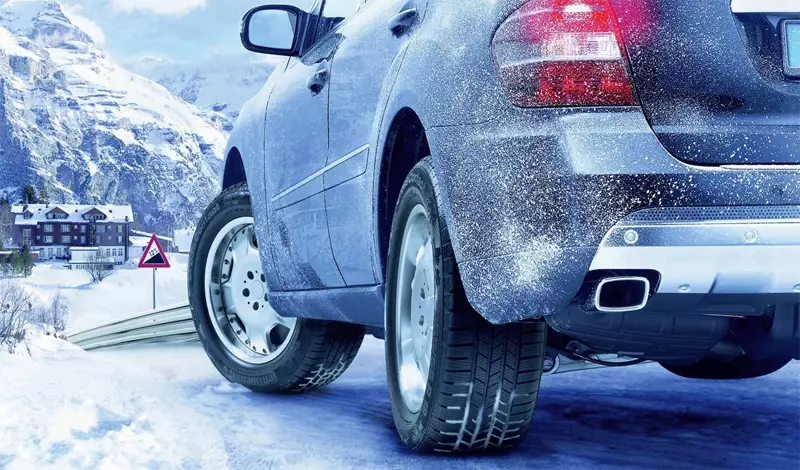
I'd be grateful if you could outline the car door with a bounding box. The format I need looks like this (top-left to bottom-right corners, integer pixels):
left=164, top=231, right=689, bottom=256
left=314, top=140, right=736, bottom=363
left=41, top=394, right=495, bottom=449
left=264, top=1, right=346, bottom=290
left=324, top=0, right=427, bottom=286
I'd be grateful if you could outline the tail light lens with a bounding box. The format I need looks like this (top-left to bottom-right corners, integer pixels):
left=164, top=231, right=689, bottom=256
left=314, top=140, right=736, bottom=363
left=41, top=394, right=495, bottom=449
left=492, top=0, right=637, bottom=107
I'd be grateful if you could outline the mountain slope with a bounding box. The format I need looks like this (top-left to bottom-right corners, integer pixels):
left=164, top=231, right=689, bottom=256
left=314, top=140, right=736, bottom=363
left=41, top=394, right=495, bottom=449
left=0, top=0, right=226, bottom=233
left=130, top=54, right=275, bottom=131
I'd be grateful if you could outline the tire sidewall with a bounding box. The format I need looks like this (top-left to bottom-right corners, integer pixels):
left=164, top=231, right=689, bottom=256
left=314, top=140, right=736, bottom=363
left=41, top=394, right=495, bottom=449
left=385, top=161, right=446, bottom=449
left=188, top=185, right=311, bottom=390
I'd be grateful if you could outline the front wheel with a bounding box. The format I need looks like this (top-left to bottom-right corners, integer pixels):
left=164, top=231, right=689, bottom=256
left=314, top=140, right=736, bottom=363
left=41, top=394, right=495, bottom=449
left=385, top=159, right=548, bottom=453
left=188, top=183, right=365, bottom=392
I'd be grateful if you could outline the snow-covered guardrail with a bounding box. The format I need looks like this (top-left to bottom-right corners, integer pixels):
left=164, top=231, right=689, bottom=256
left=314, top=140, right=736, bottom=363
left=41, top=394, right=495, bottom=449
left=68, top=303, right=197, bottom=350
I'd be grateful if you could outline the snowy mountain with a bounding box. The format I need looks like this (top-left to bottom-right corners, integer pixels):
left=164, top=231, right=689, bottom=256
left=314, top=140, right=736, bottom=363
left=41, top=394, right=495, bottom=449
left=0, top=0, right=227, bottom=233
left=130, top=55, right=275, bottom=131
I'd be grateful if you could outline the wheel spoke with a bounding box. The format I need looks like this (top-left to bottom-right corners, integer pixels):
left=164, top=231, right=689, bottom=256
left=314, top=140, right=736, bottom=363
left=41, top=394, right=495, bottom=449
left=245, top=325, right=269, bottom=355
left=231, top=229, right=251, bottom=267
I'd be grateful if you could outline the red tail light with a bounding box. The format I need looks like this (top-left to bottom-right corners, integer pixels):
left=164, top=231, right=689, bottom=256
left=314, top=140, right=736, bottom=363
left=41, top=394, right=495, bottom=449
left=492, top=0, right=637, bottom=107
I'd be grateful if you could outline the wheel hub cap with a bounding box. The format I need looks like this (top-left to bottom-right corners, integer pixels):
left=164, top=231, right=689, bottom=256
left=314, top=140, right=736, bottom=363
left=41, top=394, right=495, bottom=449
left=204, top=217, right=297, bottom=364
left=395, top=205, right=435, bottom=413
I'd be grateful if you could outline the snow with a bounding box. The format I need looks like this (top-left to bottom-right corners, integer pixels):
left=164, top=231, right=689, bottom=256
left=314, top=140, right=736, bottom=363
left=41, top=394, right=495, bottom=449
left=128, top=54, right=276, bottom=124
left=17, top=256, right=189, bottom=334
left=0, top=335, right=797, bottom=469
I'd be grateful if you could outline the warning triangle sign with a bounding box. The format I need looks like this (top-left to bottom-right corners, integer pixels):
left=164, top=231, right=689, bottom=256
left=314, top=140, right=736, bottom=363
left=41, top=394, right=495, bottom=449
left=138, top=234, right=171, bottom=269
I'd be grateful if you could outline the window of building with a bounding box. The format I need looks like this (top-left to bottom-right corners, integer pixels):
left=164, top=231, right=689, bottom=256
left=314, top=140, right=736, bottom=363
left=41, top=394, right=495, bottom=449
left=61, top=235, right=70, bottom=244
left=61, top=224, right=70, bottom=232
left=117, top=225, right=123, bottom=233
left=108, top=235, right=112, bottom=241
left=80, top=236, right=86, bottom=244
left=96, top=225, right=106, bottom=233
left=96, top=235, right=102, bottom=244
left=22, top=229, right=31, bottom=239
left=80, top=225, right=86, bottom=233
left=44, top=224, right=53, bottom=233
left=117, top=236, right=123, bottom=244
left=44, top=236, right=53, bottom=244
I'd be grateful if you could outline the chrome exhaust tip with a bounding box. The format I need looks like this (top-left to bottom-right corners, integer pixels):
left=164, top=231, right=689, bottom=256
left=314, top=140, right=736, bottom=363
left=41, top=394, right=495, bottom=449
left=593, top=276, right=650, bottom=313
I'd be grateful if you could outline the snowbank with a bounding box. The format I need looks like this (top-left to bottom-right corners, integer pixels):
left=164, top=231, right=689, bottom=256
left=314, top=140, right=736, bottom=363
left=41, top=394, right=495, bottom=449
left=17, top=255, right=189, bottom=334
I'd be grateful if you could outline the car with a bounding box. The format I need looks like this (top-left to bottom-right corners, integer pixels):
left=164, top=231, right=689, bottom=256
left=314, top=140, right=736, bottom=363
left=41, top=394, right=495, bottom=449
left=188, top=0, right=800, bottom=453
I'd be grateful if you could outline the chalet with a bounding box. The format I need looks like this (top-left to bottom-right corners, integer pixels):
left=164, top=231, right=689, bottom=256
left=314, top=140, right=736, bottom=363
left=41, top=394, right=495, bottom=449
left=10, top=204, right=134, bottom=263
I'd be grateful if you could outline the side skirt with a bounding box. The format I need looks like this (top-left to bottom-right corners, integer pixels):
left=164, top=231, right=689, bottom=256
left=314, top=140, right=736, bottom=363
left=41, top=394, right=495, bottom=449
left=269, top=284, right=386, bottom=336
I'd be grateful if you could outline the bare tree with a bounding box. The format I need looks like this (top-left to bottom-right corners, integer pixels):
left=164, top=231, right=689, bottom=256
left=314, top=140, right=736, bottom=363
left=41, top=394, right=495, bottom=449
left=33, top=290, right=68, bottom=335
left=0, top=280, right=35, bottom=352
left=82, top=251, right=115, bottom=283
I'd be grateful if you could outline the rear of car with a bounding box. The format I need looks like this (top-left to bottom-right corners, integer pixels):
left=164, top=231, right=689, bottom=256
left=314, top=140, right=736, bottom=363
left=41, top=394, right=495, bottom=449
left=425, top=0, right=800, bottom=317
left=422, top=0, right=799, bottom=365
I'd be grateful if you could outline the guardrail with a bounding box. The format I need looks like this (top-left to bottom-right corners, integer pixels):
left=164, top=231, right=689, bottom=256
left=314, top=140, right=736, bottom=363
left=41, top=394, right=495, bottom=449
left=68, top=304, right=649, bottom=375
left=68, top=302, right=198, bottom=350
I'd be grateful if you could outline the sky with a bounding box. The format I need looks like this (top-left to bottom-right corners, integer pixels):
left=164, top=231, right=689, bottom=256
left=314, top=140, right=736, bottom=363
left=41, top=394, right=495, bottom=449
left=61, top=0, right=307, bottom=66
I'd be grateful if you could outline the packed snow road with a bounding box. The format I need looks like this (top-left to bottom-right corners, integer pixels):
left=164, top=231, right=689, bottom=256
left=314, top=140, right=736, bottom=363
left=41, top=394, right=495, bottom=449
left=1, top=336, right=797, bottom=469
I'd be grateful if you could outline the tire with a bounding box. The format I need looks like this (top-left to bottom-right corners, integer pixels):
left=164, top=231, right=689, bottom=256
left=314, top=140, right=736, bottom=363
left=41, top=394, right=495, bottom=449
left=385, top=158, right=548, bottom=453
left=661, top=355, right=791, bottom=380
left=189, top=182, right=365, bottom=393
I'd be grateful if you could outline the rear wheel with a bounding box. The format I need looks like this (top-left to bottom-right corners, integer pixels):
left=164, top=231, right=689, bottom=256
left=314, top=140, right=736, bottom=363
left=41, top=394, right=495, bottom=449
left=189, top=183, right=365, bottom=392
left=661, top=355, right=792, bottom=380
left=385, top=159, right=547, bottom=452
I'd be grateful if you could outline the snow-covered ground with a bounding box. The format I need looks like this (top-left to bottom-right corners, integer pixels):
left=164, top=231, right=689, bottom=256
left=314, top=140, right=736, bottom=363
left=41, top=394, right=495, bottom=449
left=1, top=336, right=797, bottom=469
left=17, top=256, right=189, bottom=334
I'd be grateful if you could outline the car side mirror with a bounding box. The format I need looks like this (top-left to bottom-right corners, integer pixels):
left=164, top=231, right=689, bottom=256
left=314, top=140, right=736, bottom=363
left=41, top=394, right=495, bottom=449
left=241, top=5, right=307, bottom=56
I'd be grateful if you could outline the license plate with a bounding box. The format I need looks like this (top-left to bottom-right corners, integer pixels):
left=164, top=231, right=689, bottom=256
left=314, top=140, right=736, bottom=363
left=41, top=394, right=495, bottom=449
left=784, top=20, right=800, bottom=77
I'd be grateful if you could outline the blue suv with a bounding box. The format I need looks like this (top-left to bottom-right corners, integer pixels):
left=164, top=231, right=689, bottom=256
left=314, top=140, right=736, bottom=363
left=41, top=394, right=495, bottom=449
left=189, top=0, right=800, bottom=452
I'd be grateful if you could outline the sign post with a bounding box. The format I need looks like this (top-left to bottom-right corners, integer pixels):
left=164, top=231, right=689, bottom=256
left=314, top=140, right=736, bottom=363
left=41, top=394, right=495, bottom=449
left=138, top=234, right=171, bottom=310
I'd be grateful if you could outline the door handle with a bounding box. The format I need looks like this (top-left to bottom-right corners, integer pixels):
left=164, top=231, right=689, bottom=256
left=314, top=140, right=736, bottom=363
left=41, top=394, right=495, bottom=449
left=388, top=7, right=418, bottom=36
left=307, top=61, right=329, bottom=95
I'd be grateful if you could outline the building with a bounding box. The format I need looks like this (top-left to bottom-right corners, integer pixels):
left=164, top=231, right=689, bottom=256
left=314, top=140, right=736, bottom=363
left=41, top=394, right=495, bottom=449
left=173, top=228, right=195, bottom=254
left=10, top=204, right=134, bottom=263
left=131, top=230, right=174, bottom=253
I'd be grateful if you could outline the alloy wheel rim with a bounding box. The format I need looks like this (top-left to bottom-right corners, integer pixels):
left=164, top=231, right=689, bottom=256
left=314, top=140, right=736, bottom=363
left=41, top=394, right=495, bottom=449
left=395, top=204, right=435, bottom=413
left=204, top=217, right=297, bottom=364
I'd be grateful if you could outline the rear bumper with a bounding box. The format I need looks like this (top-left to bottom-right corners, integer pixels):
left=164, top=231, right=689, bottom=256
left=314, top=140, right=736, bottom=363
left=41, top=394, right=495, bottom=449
left=426, top=107, right=800, bottom=323
left=592, top=206, right=800, bottom=296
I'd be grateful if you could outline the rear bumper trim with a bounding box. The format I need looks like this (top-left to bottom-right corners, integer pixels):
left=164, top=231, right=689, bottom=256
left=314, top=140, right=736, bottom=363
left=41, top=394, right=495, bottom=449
left=590, top=216, right=800, bottom=295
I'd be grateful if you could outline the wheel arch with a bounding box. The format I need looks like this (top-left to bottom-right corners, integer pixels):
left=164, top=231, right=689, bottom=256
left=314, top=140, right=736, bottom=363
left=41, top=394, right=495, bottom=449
left=222, top=147, right=247, bottom=190
left=375, top=107, right=431, bottom=281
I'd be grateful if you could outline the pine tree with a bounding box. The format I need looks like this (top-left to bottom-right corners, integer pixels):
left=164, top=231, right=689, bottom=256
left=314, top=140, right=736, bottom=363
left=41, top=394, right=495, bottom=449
left=22, top=184, right=38, bottom=204
left=10, top=250, right=22, bottom=275
left=21, top=244, right=33, bottom=277
left=39, top=183, right=51, bottom=204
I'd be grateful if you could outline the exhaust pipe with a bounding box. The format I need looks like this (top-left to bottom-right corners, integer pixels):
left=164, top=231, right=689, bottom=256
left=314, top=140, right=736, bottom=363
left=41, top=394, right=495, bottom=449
left=592, top=276, right=650, bottom=313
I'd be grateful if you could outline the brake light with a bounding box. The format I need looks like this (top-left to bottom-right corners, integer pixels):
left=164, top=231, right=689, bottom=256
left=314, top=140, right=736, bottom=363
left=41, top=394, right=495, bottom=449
left=492, top=0, right=637, bottom=107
